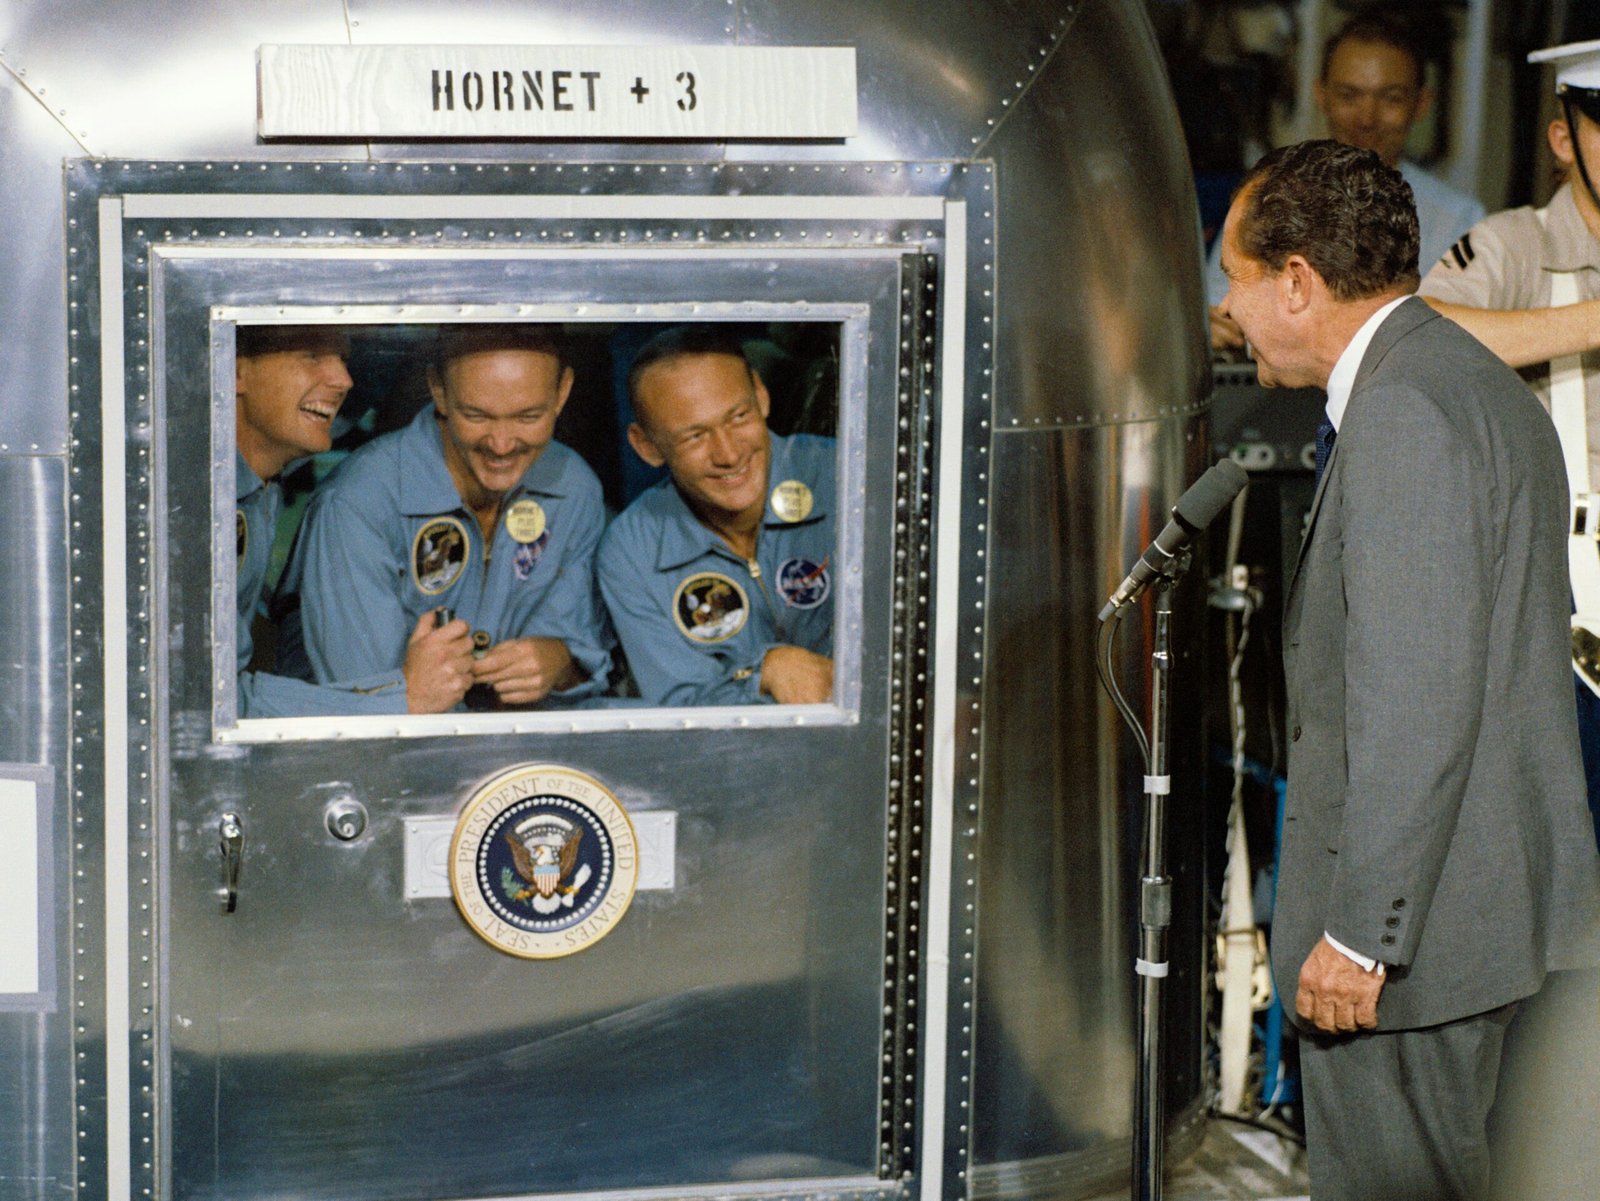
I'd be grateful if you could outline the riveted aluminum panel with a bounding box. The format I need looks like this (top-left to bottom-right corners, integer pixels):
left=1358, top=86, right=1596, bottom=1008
left=0, top=459, right=72, bottom=1201
left=0, top=457, right=68, bottom=766
left=348, top=0, right=738, bottom=45
left=967, top=418, right=1209, bottom=1200
left=985, top=0, right=1209, bottom=430
left=0, top=0, right=354, bottom=159
left=9, top=4, right=1214, bottom=1201
left=65, top=159, right=977, bottom=1201
left=0, top=74, right=73, bottom=455
left=733, top=0, right=1076, bottom=162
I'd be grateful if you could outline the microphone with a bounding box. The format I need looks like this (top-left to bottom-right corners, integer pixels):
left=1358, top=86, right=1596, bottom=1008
left=1098, top=459, right=1249, bottom=621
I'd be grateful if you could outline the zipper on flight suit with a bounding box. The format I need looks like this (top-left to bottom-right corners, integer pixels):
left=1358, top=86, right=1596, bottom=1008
left=746, top=554, right=789, bottom=642
left=477, top=489, right=522, bottom=583
left=460, top=499, right=500, bottom=651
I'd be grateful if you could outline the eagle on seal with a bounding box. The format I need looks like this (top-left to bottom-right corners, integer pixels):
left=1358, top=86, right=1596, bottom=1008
left=505, top=825, right=584, bottom=902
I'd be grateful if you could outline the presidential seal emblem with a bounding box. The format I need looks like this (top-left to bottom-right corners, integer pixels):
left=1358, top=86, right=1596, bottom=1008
left=413, top=517, right=469, bottom=595
left=450, top=764, right=638, bottom=960
left=673, top=572, right=749, bottom=643
left=770, top=479, right=815, bottom=523
left=777, top=555, right=831, bottom=609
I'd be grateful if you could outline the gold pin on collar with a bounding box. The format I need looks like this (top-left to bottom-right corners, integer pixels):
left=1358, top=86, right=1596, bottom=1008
left=770, top=480, right=814, bottom=523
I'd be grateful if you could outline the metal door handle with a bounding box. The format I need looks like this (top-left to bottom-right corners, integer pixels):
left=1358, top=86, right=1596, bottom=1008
left=218, top=811, right=244, bottom=913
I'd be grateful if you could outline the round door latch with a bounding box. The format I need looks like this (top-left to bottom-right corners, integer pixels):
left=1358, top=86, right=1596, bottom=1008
left=325, top=798, right=368, bottom=842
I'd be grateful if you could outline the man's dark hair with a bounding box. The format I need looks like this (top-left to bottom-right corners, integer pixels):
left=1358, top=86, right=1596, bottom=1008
left=1320, top=12, right=1426, bottom=90
left=432, top=323, right=566, bottom=374
left=236, top=324, right=349, bottom=359
left=1234, top=139, right=1420, bottom=301
left=626, top=326, right=754, bottom=406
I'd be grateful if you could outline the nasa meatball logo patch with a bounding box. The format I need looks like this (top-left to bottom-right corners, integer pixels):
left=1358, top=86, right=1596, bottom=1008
left=413, top=517, right=469, bottom=595
left=450, top=764, right=638, bottom=960
left=673, top=571, right=750, bottom=643
left=777, top=556, right=830, bottom=609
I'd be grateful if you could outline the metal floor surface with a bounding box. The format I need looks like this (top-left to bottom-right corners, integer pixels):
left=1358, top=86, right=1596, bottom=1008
left=1081, top=1119, right=1310, bottom=1201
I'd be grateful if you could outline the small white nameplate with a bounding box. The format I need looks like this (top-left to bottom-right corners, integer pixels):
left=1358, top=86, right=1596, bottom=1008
left=258, top=45, right=857, bottom=140
left=404, top=810, right=676, bottom=899
left=0, top=778, right=41, bottom=994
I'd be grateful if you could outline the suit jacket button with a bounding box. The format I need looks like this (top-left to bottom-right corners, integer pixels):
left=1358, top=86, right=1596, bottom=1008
left=1381, top=934, right=1396, bottom=946
left=1385, top=916, right=1399, bottom=928
left=1292, top=725, right=1303, bottom=741
left=1392, top=899, right=1405, bottom=910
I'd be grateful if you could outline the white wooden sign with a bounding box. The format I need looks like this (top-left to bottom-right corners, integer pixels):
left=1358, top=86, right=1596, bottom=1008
left=258, top=44, right=857, bottom=140
left=0, top=776, right=41, bottom=996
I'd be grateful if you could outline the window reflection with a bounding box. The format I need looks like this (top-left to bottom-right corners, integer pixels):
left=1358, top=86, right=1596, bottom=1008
left=230, top=321, right=840, bottom=719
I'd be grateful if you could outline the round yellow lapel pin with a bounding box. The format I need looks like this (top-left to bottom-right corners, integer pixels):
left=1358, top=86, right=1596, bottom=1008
left=504, top=498, right=547, bottom=544
left=770, top=480, right=814, bottom=523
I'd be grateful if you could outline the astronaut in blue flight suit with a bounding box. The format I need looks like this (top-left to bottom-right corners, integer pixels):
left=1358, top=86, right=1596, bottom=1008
left=281, top=324, right=611, bottom=709
left=234, top=325, right=469, bottom=717
left=598, top=327, right=834, bottom=706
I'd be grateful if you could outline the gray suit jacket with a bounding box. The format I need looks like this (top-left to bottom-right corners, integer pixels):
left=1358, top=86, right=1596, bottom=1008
left=1277, top=296, right=1600, bottom=1031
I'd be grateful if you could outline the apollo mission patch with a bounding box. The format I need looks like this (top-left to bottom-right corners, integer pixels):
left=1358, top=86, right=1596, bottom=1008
left=413, top=516, right=468, bottom=595
left=673, top=571, right=749, bottom=643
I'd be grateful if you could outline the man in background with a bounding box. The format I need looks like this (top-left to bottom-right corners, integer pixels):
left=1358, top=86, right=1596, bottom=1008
left=234, top=324, right=468, bottom=716
left=1207, top=11, right=1482, bottom=351
left=598, top=327, right=834, bottom=706
left=280, top=324, right=610, bottom=710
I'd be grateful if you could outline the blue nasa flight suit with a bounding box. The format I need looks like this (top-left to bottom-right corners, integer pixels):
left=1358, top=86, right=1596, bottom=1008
left=235, top=453, right=407, bottom=717
left=281, top=405, right=611, bottom=702
left=597, top=433, right=835, bottom=706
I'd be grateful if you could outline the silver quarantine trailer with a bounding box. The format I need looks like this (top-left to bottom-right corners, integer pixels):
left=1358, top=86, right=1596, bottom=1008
left=0, top=2, right=1211, bottom=1200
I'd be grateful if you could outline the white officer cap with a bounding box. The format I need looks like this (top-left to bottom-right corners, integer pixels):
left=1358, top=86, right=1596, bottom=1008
left=1530, top=40, right=1600, bottom=104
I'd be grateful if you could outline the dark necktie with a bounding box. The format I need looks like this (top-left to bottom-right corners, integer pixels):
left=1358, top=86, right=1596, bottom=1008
left=1314, top=416, right=1337, bottom=488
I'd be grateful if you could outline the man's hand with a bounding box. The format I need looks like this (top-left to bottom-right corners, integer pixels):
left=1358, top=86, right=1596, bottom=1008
left=1209, top=304, right=1246, bottom=352
left=1296, top=936, right=1385, bottom=1034
left=759, top=645, right=834, bottom=704
left=471, top=637, right=581, bottom=705
left=403, top=611, right=473, bottom=714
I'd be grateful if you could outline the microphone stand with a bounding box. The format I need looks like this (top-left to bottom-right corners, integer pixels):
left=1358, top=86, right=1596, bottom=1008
left=1097, top=551, right=1193, bottom=1201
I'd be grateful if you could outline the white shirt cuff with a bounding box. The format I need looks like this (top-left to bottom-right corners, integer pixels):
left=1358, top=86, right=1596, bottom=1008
left=1325, top=932, right=1386, bottom=975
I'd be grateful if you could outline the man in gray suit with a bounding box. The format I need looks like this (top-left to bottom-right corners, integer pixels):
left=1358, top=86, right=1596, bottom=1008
left=1216, top=138, right=1600, bottom=1199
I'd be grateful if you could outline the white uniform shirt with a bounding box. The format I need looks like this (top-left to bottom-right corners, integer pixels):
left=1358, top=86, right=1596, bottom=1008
left=1419, top=181, right=1600, bottom=483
